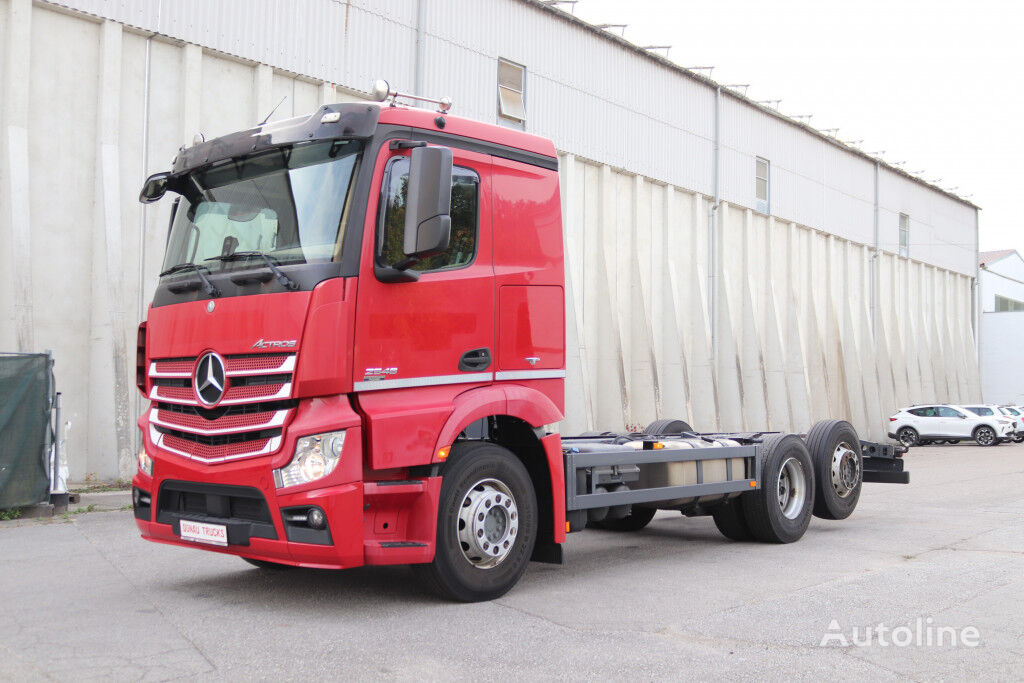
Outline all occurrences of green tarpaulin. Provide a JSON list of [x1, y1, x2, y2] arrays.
[[0, 353, 54, 509]]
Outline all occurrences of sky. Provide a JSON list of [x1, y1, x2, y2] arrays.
[[571, 0, 1024, 254]]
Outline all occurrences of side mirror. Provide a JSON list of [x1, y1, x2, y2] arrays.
[[402, 146, 452, 263], [140, 171, 171, 203]]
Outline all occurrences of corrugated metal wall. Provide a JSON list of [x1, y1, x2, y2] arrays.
[[0, 0, 980, 479], [559, 155, 980, 437]]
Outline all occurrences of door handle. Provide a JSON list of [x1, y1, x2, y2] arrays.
[[459, 347, 492, 372]]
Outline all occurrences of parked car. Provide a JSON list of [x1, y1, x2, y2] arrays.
[[888, 404, 1013, 447], [997, 406, 1024, 443]]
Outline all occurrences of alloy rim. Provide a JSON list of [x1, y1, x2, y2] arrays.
[[457, 478, 518, 569], [776, 456, 807, 520]]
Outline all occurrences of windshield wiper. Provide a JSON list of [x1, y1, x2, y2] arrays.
[[205, 251, 298, 290], [159, 263, 220, 297]]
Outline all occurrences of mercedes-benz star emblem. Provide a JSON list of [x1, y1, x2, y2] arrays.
[[194, 352, 226, 406]]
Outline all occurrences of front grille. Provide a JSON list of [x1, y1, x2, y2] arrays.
[[147, 352, 296, 463]]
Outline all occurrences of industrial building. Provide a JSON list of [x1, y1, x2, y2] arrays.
[[0, 0, 981, 480], [979, 250, 1024, 405]]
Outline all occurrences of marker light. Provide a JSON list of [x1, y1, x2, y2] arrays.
[[274, 430, 345, 489]]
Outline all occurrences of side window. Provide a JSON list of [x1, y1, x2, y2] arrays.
[[378, 156, 480, 273], [908, 407, 935, 417], [938, 407, 963, 418]]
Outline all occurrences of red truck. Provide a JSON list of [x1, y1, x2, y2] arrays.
[[132, 84, 907, 602]]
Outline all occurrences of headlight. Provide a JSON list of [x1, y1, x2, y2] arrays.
[[138, 448, 153, 476], [274, 430, 345, 489]]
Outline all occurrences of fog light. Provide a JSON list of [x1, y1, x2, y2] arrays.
[[307, 507, 326, 529]]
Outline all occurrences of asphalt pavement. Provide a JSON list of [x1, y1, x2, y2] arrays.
[[2, 442, 1022, 680]]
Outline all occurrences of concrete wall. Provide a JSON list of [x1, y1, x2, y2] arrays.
[[979, 254, 1024, 403], [0, 0, 982, 479], [980, 312, 1024, 405], [980, 254, 1024, 312]]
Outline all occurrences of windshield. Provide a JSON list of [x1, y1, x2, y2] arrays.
[[161, 140, 361, 276]]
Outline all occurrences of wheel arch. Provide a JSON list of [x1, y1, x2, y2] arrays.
[[433, 385, 566, 551]]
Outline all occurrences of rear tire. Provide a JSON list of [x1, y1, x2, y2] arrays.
[[595, 506, 657, 531], [413, 441, 537, 602], [742, 433, 815, 543], [805, 420, 862, 521], [1013, 434, 1024, 444], [645, 418, 694, 435], [948, 439, 960, 444], [712, 498, 753, 541], [896, 427, 919, 448], [973, 425, 998, 447]]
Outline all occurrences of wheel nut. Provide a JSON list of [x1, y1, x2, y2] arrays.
[[511, 512, 516, 520], [504, 499, 511, 507], [478, 512, 484, 521], [510, 527, 516, 535], [503, 541, 509, 548], [477, 529, 483, 537], [485, 500, 491, 508], [483, 542, 489, 550], [495, 494, 501, 503]]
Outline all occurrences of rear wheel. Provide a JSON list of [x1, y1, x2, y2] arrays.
[[742, 433, 815, 543], [413, 441, 537, 602], [973, 425, 998, 447], [711, 498, 753, 541], [896, 427, 919, 448], [948, 440, 960, 444], [645, 418, 694, 435], [805, 420, 862, 521], [596, 506, 657, 531], [1013, 434, 1024, 444]]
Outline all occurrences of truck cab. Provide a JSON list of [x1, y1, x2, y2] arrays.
[[133, 101, 568, 599]]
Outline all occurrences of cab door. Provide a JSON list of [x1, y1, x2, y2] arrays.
[[352, 142, 494, 469]]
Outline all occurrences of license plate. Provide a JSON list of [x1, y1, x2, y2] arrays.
[[179, 520, 228, 546]]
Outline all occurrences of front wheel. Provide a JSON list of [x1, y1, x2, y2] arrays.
[[896, 427, 919, 448], [973, 426, 998, 447], [413, 441, 537, 602], [1012, 434, 1024, 444]]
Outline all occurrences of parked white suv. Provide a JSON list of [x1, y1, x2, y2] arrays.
[[888, 404, 1013, 447], [996, 406, 1024, 443]]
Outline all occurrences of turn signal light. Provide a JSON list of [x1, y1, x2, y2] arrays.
[[652, 442, 664, 449], [437, 446, 451, 461]]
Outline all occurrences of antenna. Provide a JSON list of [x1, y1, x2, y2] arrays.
[[258, 95, 288, 126]]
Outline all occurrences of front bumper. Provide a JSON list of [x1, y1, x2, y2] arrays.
[[134, 395, 360, 568], [133, 454, 365, 569]]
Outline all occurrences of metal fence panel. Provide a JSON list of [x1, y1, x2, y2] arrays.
[[0, 353, 54, 508]]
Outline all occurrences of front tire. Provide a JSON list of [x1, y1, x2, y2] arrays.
[[973, 425, 998, 447], [413, 441, 537, 602], [805, 420, 862, 521], [742, 433, 815, 543], [896, 427, 919, 448]]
